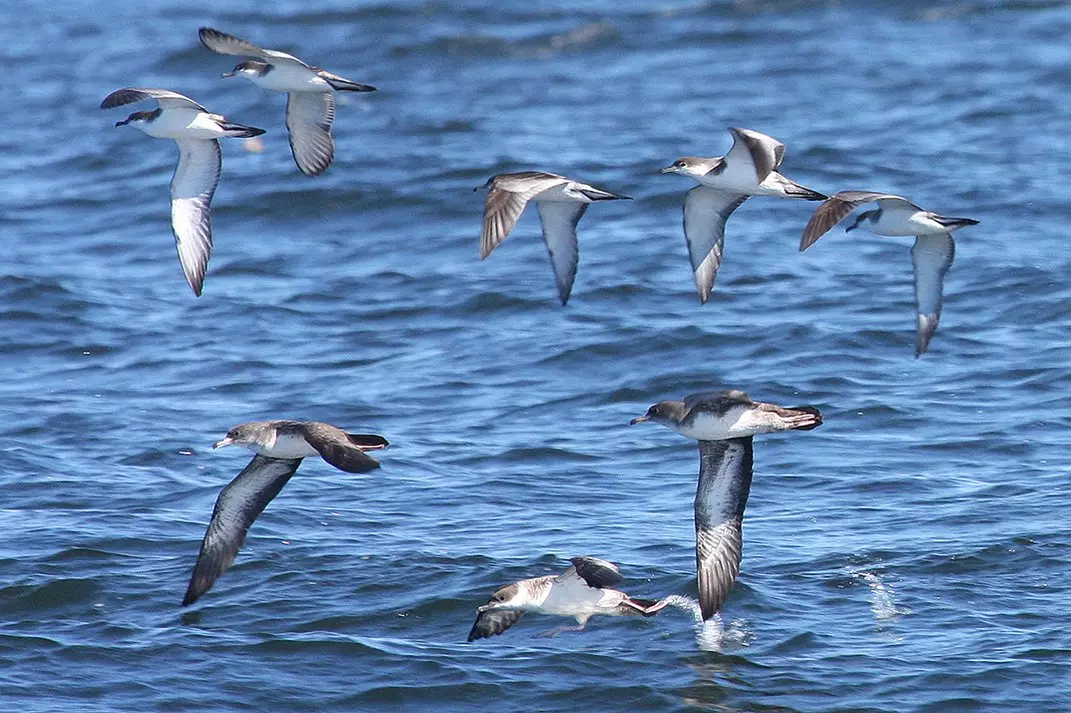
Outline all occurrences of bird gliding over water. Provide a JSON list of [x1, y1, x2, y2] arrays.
[[631, 390, 822, 620], [101, 87, 265, 296], [199, 27, 377, 177]]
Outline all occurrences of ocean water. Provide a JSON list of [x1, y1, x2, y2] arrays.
[[2, 0, 1071, 710]]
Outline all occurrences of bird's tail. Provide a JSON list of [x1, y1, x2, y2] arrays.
[[220, 122, 266, 138], [931, 215, 979, 230], [776, 405, 823, 430], [346, 433, 389, 451], [782, 180, 827, 201], [578, 187, 631, 202], [320, 70, 377, 92], [625, 596, 670, 617]]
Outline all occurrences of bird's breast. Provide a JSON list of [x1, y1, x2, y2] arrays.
[[253, 432, 319, 459]]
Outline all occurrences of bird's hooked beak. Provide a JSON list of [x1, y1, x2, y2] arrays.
[[221, 71, 236, 78], [477, 604, 493, 613], [629, 415, 649, 425], [114, 118, 131, 127], [213, 437, 234, 449], [845, 223, 858, 232], [658, 165, 676, 174]]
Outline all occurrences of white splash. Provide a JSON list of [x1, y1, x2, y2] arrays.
[[852, 569, 910, 622], [660, 595, 752, 652]]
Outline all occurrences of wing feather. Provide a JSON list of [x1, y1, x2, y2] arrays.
[[799, 191, 906, 251], [198, 27, 307, 65], [170, 139, 220, 296], [101, 87, 207, 112], [298, 422, 381, 473], [536, 201, 587, 305], [568, 556, 624, 589], [695, 438, 753, 620], [182, 455, 302, 606], [727, 128, 784, 183], [683, 187, 749, 303], [479, 173, 567, 258], [911, 232, 955, 357], [286, 92, 336, 176]]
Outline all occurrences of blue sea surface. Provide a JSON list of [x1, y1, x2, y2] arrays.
[[2, 0, 1071, 710]]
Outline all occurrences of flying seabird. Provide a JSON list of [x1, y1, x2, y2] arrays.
[[660, 128, 826, 303], [800, 191, 979, 356], [199, 27, 376, 177], [476, 171, 631, 305], [101, 87, 265, 296], [467, 556, 667, 641], [630, 390, 822, 620], [181, 420, 388, 606]]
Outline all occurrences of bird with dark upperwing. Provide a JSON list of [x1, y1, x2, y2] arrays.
[[467, 556, 667, 641], [660, 128, 826, 303], [101, 88, 265, 296], [181, 421, 388, 606], [800, 190, 978, 356], [476, 171, 630, 305], [199, 27, 376, 177], [630, 390, 822, 620]]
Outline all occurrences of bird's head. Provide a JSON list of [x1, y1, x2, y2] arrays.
[[477, 583, 520, 613], [629, 401, 685, 427], [214, 422, 262, 449], [222, 60, 271, 80], [115, 108, 161, 128], [659, 157, 712, 178]]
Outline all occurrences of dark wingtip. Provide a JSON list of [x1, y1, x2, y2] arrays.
[[181, 580, 205, 607]]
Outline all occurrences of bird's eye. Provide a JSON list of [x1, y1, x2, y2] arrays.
[[675, 162, 685, 169]]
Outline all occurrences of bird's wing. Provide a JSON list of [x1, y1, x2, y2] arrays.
[[285, 91, 336, 177], [298, 422, 381, 473], [682, 187, 749, 303], [799, 191, 903, 251], [694, 438, 754, 620], [181, 455, 302, 606], [198, 27, 308, 66], [467, 608, 526, 641], [568, 556, 624, 589], [536, 201, 588, 305], [727, 127, 785, 183], [479, 172, 567, 259], [101, 87, 207, 112], [170, 139, 220, 296], [911, 232, 955, 357]]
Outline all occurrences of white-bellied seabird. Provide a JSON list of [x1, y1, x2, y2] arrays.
[[800, 191, 979, 356], [198, 27, 376, 177], [660, 128, 826, 303], [630, 390, 822, 621], [101, 88, 265, 297], [467, 556, 667, 641], [476, 171, 630, 305], [181, 420, 388, 606]]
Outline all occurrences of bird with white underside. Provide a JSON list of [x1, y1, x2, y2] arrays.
[[101, 87, 265, 296], [660, 127, 827, 303], [181, 420, 388, 606], [477, 171, 630, 305], [199, 27, 376, 177], [800, 191, 979, 357], [467, 556, 667, 641], [630, 389, 822, 621]]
